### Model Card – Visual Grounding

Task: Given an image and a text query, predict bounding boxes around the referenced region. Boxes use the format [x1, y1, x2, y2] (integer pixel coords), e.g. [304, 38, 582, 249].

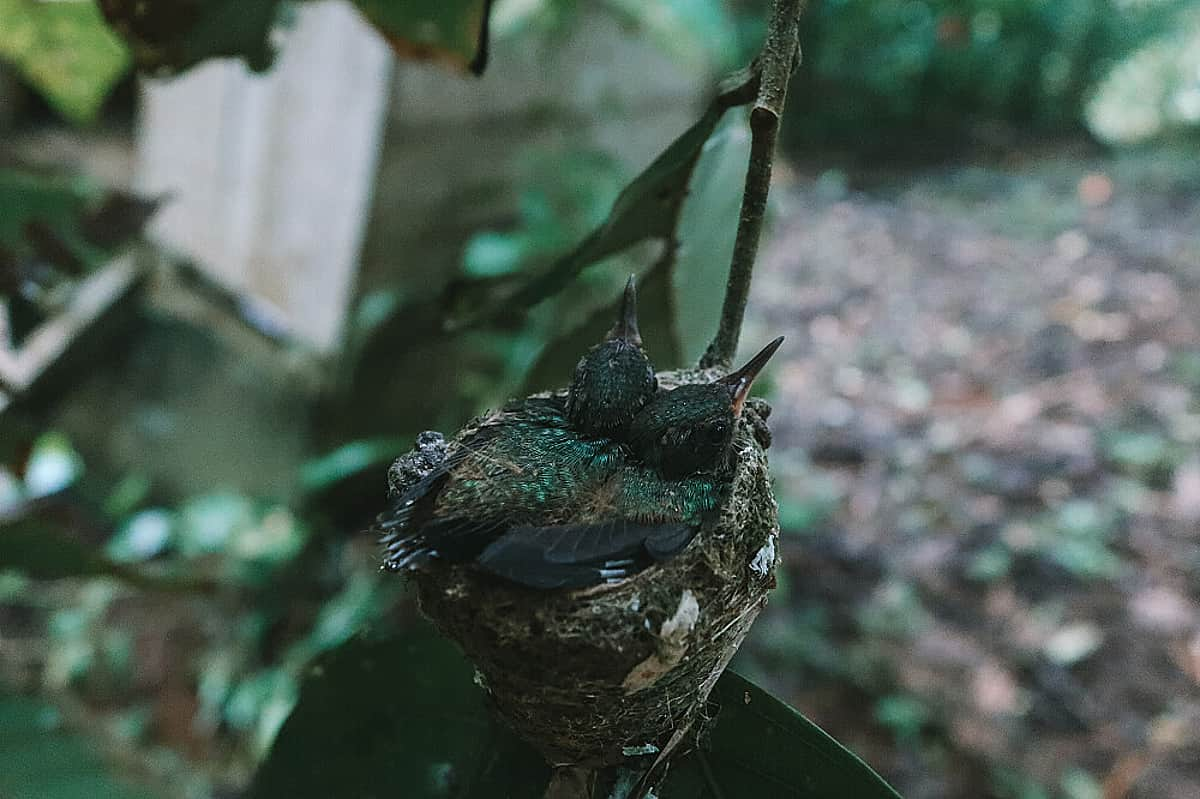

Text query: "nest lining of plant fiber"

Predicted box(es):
[398, 368, 780, 768]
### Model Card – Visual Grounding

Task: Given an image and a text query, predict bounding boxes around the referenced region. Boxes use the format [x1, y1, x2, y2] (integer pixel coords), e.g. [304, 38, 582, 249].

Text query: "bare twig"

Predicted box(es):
[700, 0, 805, 370]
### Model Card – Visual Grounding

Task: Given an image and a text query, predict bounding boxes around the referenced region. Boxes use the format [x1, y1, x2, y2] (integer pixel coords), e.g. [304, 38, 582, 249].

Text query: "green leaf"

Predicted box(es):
[101, 472, 152, 520]
[97, 0, 283, 75]
[104, 508, 173, 563]
[0, 691, 157, 799]
[873, 694, 929, 743]
[23, 431, 85, 498]
[672, 110, 751, 363]
[1060, 767, 1103, 799]
[0, 0, 130, 124]
[446, 103, 731, 332]
[353, 0, 493, 74]
[462, 231, 530, 278]
[508, 103, 749, 388]
[1, 169, 158, 312]
[251, 623, 900, 799]
[659, 671, 902, 799]
[176, 492, 257, 557]
[248, 626, 551, 799]
[0, 511, 115, 582]
[0, 502, 211, 592]
[298, 438, 406, 494]
[966, 543, 1012, 583]
[0, 168, 100, 262]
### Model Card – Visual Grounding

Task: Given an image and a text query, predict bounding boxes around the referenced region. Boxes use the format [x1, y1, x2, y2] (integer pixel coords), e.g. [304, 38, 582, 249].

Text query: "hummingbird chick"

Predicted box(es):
[565, 275, 657, 437]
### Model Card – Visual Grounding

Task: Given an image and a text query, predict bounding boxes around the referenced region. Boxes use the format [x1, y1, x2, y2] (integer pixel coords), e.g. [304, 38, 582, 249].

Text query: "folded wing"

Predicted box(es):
[475, 521, 696, 589]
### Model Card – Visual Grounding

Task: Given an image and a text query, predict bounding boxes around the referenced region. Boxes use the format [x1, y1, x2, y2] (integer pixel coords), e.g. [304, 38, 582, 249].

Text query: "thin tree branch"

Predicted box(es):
[699, 0, 805, 370]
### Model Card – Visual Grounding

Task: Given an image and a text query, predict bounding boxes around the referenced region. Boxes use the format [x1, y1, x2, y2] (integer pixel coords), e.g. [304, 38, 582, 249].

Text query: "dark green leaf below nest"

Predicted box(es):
[249, 623, 900, 798]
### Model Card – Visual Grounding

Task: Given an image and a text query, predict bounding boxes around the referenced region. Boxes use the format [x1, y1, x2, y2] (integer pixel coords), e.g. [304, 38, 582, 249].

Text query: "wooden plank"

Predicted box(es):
[134, 2, 393, 352]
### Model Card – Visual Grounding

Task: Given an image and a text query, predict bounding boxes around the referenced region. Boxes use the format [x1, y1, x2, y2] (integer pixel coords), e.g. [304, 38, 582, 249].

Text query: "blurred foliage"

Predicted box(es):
[98, 0, 494, 77]
[0, 167, 159, 345]
[354, 0, 493, 74]
[96, 0, 283, 75]
[962, 499, 1125, 586]
[1, 168, 107, 273]
[1101, 426, 1183, 488]
[1058, 768, 1103, 799]
[0, 512, 128, 584]
[0, 691, 156, 799]
[772, 455, 842, 535]
[1, 429, 403, 785]
[297, 437, 406, 495]
[490, 0, 744, 68]
[492, 0, 1200, 151]
[786, 0, 1192, 152]
[0, 0, 129, 124]
[1039, 498, 1122, 580]
[2, 0, 492, 114]
[991, 768, 1052, 799]
[1086, 6, 1200, 143]
[0, 436, 225, 592]
[23, 431, 85, 499]
[874, 694, 931, 745]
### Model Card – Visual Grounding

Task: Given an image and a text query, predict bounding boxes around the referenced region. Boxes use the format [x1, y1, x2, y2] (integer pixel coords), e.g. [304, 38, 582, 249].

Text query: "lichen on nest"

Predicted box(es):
[395, 368, 780, 768]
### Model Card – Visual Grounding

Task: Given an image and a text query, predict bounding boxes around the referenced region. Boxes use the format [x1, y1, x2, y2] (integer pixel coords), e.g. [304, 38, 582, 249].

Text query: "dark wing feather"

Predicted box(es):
[407, 515, 507, 560]
[475, 521, 695, 589]
[642, 523, 696, 560]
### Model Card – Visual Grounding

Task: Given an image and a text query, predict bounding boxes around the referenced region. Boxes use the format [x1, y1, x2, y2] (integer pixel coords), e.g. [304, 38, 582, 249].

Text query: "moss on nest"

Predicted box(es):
[401, 368, 780, 768]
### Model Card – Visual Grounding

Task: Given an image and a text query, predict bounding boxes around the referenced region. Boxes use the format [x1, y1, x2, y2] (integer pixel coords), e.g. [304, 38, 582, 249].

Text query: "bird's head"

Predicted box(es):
[566, 276, 658, 437]
[628, 337, 783, 479]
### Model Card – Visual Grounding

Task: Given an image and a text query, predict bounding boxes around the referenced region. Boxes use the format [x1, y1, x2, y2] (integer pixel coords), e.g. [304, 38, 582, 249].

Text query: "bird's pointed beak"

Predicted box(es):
[605, 275, 642, 346]
[716, 336, 784, 417]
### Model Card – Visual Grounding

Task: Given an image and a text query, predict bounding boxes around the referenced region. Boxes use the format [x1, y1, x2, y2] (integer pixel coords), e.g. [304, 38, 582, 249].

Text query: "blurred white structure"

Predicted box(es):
[136, 1, 392, 351]
[134, 1, 707, 353]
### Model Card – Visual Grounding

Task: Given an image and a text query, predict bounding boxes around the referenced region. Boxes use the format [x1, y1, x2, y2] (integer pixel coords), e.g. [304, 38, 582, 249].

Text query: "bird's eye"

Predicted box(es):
[707, 423, 728, 442]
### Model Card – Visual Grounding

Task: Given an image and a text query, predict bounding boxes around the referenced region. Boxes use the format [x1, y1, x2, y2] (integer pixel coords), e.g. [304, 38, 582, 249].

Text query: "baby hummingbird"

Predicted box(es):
[565, 275, 657, 437]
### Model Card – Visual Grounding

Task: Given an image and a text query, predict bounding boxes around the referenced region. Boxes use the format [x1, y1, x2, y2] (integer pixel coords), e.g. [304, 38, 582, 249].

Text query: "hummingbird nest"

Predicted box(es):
[392, 368, 780, 769]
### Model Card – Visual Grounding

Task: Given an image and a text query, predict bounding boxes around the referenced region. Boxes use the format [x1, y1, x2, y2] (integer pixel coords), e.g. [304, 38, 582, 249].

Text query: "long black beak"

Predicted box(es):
[716, 336, 784, 417]
[606, 275, 642, 346]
